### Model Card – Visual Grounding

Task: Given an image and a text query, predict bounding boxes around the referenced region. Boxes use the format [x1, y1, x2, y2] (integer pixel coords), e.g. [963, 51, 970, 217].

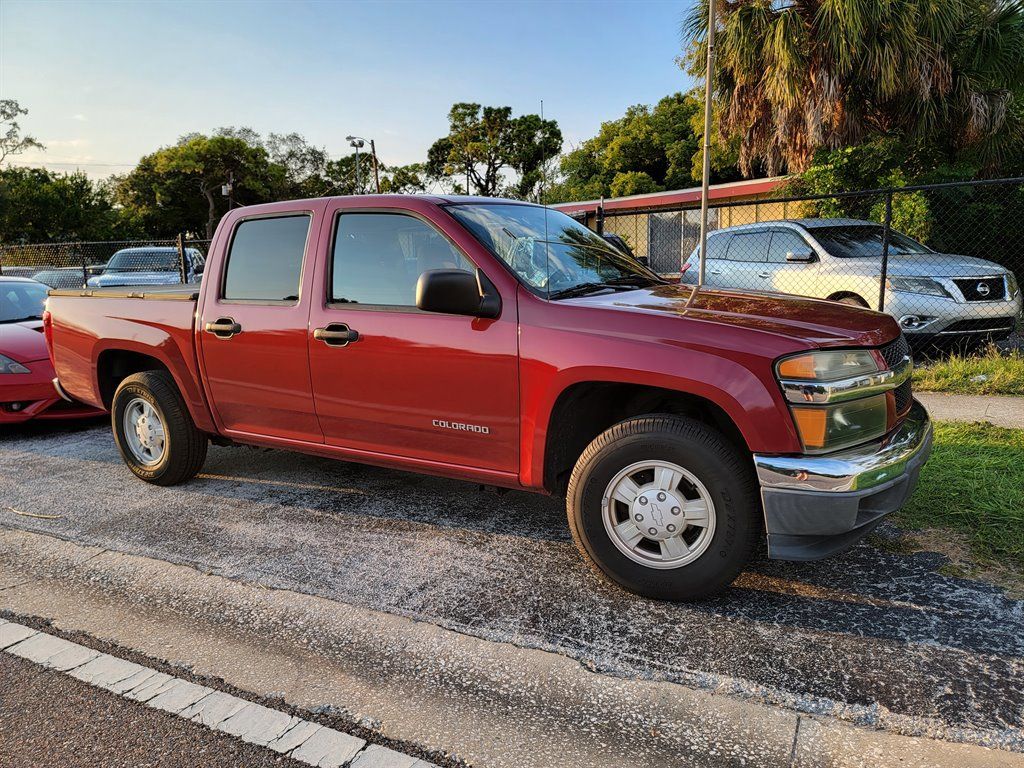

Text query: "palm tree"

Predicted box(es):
[683, 0, 1024, 176]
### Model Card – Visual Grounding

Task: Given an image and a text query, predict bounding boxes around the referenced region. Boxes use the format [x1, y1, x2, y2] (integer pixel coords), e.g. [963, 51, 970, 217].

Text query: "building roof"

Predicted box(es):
[549, 176, 790, 215]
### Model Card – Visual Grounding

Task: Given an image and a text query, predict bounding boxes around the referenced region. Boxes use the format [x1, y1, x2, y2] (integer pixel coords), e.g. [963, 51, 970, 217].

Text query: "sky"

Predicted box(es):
[0, 0, 698, 179]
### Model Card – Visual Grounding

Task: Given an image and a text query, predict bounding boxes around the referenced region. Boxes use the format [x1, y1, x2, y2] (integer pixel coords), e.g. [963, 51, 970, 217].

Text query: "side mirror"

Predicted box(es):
[786, 250, 816, 263]
[193, 262, 204, 275]
[416, 269, 500, 319]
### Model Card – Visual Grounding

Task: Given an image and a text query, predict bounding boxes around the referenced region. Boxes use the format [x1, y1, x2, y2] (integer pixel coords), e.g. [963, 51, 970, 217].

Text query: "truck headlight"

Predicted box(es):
[0, 355, 30, 374]
[790, 395, 889, 452]
[776, 350, 893, 452]
[886, 276, 951, 298]
[1008, 271, 1020, 299]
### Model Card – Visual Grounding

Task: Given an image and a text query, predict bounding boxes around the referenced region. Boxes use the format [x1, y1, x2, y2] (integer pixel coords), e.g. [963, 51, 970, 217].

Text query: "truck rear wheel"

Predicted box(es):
[566, 414, 760, 601]
[112, 371, 207, 486]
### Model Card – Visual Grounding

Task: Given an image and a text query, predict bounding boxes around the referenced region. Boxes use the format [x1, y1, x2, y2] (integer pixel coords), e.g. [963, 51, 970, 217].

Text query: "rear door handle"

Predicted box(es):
[314, 323, 359, 347]
[757, 271, 770, 279]
[709, 269, 722, 275]
[204, 317, 241, 339]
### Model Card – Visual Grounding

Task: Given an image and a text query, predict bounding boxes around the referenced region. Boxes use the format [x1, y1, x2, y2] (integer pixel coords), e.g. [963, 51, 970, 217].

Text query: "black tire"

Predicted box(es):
[566, 414, 760, 601]
[111, 370, 207, 486]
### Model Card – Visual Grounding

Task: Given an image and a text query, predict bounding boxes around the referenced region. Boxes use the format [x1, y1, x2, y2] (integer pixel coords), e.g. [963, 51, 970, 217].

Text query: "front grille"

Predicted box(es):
[953, 276, 1006, 302]
[879, 334, 910, 370]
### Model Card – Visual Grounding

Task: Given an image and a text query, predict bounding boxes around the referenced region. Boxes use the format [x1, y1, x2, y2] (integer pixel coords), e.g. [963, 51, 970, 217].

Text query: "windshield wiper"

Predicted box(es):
[548, 280, 652, 300]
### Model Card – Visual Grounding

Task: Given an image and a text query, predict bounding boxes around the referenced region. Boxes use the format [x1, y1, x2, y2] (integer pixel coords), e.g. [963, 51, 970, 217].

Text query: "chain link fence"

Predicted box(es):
[591, 178, 1024, 351]
[0, 236, 212, 290]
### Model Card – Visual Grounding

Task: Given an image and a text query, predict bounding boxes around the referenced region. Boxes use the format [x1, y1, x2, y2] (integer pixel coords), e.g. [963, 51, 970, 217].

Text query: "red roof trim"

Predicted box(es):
[551, 177, 787, 215]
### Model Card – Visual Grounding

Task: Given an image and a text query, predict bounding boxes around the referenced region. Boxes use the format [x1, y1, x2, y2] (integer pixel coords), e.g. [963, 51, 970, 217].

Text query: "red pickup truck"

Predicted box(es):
[44, 195, 932, 600]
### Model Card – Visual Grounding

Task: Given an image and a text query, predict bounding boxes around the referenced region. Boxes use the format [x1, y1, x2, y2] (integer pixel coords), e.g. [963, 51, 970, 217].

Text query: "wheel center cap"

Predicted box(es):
[631, 489, 685, 541]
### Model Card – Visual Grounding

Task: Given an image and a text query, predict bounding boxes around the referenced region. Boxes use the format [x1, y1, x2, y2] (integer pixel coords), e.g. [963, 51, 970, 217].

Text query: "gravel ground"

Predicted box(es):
[0, 652, 305, 768]
[1, 420, 1022, 745]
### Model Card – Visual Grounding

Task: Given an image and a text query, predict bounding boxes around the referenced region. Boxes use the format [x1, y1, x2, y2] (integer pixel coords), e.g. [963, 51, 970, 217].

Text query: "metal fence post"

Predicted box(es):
[596, 200, 605, 236]
[176, 233, 187, 284]
[80, 246, 88, 288]
[877, 191, 893, 312]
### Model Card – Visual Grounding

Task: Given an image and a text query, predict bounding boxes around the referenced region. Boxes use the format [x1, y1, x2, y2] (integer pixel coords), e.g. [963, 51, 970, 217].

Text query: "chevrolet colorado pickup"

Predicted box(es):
[44, 195, 933, 600]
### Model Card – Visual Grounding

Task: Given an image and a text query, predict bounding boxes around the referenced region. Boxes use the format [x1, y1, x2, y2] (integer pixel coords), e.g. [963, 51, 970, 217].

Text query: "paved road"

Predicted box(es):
[1, 421, 1022, 750]
[0, 652, 307, 768]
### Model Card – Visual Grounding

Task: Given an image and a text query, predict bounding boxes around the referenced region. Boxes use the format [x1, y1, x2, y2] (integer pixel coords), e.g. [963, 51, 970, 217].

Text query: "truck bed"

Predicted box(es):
[48, 284, 200, 301]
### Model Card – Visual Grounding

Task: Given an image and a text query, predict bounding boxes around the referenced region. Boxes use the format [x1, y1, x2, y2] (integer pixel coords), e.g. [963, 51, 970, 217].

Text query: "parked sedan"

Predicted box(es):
[683, 219, 1022, 347]
[86, 246, 204, 288]
[0, 277, 104, 423]
[31, 268, 86, 290]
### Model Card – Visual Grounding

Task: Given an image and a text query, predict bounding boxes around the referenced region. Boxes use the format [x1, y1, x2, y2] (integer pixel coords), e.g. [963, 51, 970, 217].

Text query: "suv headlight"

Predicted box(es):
[776, 350, 894, 453]
[1007, 271, 1020, 299]
[0, 355, 30, 374]
[886, 276, 952, 298]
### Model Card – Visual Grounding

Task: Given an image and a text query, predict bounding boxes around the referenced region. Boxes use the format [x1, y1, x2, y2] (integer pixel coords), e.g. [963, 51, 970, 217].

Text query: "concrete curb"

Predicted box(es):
[1, 619, 433, 768]
[916, 392, 1024, 429]
[1, 527, 1020, 768]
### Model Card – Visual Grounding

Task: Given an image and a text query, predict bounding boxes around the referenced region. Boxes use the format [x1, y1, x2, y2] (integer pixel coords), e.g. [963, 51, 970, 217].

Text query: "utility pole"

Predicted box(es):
[697, 0, 716, 287]
[370, 139, 381, 193]
[346, 136, 365, 193]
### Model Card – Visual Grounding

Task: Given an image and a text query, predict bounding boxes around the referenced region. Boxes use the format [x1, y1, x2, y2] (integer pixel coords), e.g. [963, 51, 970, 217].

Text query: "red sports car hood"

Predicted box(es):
[0, 320, 47, 363]
[567, 284, 900, 348]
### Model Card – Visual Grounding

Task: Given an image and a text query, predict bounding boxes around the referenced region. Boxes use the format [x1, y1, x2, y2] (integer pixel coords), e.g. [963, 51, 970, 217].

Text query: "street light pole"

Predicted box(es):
[370, 139, 381, 194]
[346, 135, 365, 194]
[697, 0, 716, 287]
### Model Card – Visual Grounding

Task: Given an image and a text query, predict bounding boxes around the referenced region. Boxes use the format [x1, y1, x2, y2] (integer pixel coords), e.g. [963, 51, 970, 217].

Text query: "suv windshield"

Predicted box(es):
[1, 281, 48, 323]
[811, 225, 932, 258]
[446, 203, 662, 298]
[105, 248, 179, 272]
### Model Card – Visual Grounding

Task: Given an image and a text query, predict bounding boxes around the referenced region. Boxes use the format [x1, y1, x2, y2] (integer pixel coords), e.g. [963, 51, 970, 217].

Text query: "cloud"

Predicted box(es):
[72, 114, 87, 122]
[45, 139, 89, 148]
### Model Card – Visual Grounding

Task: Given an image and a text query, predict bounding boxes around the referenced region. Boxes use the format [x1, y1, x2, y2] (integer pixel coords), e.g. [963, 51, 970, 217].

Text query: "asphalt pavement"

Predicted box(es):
[0, 652, 306, 768]
[1, 420, 1023, 760]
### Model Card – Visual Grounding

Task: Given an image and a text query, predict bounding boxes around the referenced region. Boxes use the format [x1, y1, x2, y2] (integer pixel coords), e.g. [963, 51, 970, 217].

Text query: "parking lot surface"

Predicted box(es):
[1, 422, 1022, 754]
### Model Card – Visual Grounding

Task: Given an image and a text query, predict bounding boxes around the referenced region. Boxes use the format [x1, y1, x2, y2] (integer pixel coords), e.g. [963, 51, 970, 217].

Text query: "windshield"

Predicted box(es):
[811, 225, 932, 258]
[446, 203, 662, 298]
[106, 248, 179, 272]
[1, 281, 48, 323]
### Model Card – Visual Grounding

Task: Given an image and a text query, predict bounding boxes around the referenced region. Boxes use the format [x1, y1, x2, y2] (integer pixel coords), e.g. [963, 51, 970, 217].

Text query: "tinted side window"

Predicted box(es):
[767, 230, 811, 263]
[332, 213, 473, 306]
[726, 232, 769, 262]
[224, 215, 309, 301]
[705, 233, 730, 260]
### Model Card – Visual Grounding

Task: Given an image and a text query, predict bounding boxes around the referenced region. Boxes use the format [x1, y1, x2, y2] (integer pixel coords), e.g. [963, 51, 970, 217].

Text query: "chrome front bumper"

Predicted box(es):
[752, 400, 933, 560]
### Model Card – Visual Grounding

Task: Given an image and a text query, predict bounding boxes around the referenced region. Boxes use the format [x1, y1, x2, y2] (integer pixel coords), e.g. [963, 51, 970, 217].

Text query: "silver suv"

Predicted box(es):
[682, 218, 1021, 347]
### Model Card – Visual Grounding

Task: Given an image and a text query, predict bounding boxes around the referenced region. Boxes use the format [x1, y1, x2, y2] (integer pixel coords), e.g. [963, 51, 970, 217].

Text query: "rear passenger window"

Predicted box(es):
[332, 213, 473, 306]
[705, 233, 729, 260]
[726, 232, 769, 262]
[223, 215, 310, 301]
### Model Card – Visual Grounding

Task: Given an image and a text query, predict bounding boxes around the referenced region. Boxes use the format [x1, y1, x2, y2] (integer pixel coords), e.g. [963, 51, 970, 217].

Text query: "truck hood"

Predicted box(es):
[0, 320, 47, 363]
[564, 284, 898, 347]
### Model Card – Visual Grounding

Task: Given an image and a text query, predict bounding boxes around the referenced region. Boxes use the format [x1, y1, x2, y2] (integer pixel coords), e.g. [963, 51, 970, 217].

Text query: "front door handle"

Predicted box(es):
[314, 323, 359, 347]
[204, 317, 241, 339]
[708, 269, 722, 276]
[757, 271, 771, 279]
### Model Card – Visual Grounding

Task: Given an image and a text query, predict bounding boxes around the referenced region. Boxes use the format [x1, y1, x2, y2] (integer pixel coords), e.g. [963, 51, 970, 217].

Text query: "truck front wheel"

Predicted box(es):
[112, 371, 208, 486]
[566, 415, 760, 601]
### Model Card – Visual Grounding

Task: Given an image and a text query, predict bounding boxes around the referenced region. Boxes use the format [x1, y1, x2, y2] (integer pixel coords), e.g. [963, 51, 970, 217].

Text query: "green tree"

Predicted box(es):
[0, 167, 138, 243]
[118, 134, 276, 237]
[682, 0, 1024, 176]
[0, 100, 44, 165]
[546, 91, 739, 203]
[426, 103, 562, 198]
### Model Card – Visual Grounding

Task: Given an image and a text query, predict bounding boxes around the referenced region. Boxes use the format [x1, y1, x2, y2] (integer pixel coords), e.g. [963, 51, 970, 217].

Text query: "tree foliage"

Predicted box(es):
[426, 103, 561, 198]
[545, 92, 740, 203]
[0, 100, 44, 165]
[682, 0, 1024, 176]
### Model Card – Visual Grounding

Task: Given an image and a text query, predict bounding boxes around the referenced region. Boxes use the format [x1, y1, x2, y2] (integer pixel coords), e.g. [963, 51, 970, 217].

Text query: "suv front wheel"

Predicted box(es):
[566, 414, 760, 601]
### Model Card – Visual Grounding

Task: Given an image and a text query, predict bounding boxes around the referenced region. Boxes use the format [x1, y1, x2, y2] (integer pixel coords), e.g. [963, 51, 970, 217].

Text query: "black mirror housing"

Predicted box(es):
[416, 269, 500, 319]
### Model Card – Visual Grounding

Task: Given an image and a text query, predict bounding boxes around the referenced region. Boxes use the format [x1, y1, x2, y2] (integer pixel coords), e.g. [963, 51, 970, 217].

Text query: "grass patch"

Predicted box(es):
[896, 421, 1024, 569]
[912, 346, 1024, 396]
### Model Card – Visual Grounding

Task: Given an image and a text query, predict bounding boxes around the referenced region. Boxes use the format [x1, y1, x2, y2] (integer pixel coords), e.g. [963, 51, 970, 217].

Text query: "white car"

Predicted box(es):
[683, 219, 1021, 347]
